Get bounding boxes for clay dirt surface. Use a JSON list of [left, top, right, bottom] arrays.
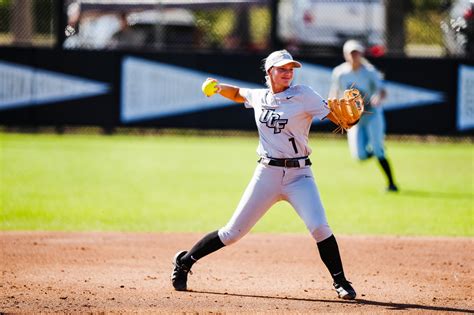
[[0, 232, 472, 314]]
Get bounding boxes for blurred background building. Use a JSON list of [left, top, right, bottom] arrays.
[[0, 0, 472, 136], [0, 0, 472, 58]]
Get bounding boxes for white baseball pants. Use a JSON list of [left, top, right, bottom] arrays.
[[218, 163, 332, 245], [348, 107, 386, 160]]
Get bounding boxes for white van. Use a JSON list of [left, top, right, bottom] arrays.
[[278, 0, 386, 56]]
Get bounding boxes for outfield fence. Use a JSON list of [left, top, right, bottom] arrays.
[[0, 47, 472, 136], [0, 1, 473, 141]]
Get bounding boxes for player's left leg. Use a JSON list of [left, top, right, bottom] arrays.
[[171, 230, 225, 291], [172, 163, 281, 291], [283, 167, 356, 299], [378, 158, 398, 192], [367, 109, 398, 192], [347, 123, 371, 160]]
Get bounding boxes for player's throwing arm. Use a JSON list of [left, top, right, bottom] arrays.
[[202, 78, 246, 103]]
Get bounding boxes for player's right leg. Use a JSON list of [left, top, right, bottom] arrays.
[[318, 235, 357, 300], [366, 110, 398, 192], [172, 163, 281, 291], [347, 123, 370, 160], [284, 168, 356, 300], [217, 164, 281, 245]]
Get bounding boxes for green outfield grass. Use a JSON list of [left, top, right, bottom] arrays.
[[1, 132, 472, 236]]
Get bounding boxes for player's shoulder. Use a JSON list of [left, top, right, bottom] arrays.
[[291, 84, 314, 94], [361, 62, 377, 73], [333, 62, 352, 75], [360, 62, 382, 81], [246, 88, 268, 94], [240, 87, 267, 98], [291, 85, 323, 100]]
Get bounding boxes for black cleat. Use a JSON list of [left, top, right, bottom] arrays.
[[171, 250, 192, 291], [334, 280, 357, 300], [386, 184, 399, 192]]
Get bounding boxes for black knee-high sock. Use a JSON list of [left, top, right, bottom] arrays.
[[317, 234, 346, 283], [180, 230, 225, 269], [378, 157, 395, 186]]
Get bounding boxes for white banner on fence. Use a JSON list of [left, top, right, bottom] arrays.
[[0, 60, 109, 110], [457, 65, 474, 131], [121, 57, 445, 124], [295, 62, 445, 114], [121, 56, 261, 122]]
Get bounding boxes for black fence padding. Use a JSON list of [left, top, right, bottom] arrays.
[[0, 47, 472, 135]]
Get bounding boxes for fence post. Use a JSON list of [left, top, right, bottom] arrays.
[[270, 0, 282, 51], [55, 0, 66, 49], [11, 0, 32, 46], [385, 0, 408, 56]]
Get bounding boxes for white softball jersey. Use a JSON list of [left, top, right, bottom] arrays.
[[217, 84, 334, 245], [241, 85, 329, 158]]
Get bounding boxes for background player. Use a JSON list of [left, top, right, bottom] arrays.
[[330, 40, 398, 192], [171, 50, 357, 300]]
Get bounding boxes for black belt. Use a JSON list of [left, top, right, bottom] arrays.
[[258, 157, 312, 168]]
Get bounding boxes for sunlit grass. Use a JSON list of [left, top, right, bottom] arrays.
[[1, 132, 472, 236]]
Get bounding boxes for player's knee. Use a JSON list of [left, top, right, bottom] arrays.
[[374, 148, 385, 159], [351, 149, 369, 161], [310, 223, 333, 242], [217, 227, 245, 246], [354, 154, 368, 161]]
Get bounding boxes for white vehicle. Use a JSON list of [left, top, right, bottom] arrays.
[[64, 0, 197, 50], [278, 0, 386, 56]]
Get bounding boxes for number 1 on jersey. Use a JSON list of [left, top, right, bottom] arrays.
[[289, 137, 298, 154]]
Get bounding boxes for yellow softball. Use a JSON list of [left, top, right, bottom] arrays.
[[202, 78, 218, 97]]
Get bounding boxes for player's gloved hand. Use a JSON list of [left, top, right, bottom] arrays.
[[327, 88, 365, 133], [201, 78, 221, 97]]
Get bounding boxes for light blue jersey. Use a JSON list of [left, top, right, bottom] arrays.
[[331, 62, 386, 160], [330, 62, 383, 111]]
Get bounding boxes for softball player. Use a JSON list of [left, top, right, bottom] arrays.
[[330, 40, 398, 192], [171, 50, 356, 300]]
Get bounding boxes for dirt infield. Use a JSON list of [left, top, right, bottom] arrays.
[[1, 232, 472, 314]]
